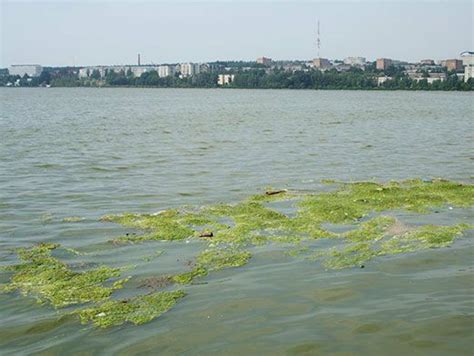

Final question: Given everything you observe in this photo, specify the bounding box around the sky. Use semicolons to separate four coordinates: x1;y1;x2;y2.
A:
1;0;473;67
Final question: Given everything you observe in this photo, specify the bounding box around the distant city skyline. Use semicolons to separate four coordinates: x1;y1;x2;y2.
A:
1;0;473;67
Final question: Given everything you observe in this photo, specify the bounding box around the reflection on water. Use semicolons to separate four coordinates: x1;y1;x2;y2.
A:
0;88;473;354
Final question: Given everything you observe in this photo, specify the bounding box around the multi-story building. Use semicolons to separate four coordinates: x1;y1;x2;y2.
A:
158;65;175;78
180;63;191;77
199;63;210;73
217;74;235;86
391;60;407;67
376;58;392;71
312;58;331;70
377;76;392;86
8;64;43;77
78;65;158;79
461;51;474;82
208;63;225;73
78;66;158;78
441;59;463;72
131;66;157;77
427;73;447;83
343;57;366;66
78;68;90;78
408;72;447;84
85;66;119;78
420;59;435;65
256;57;272;65
180;63;200;77
282;64;305;72
335;64;352;72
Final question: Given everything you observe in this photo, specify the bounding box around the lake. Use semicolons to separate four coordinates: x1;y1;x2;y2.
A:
0;88;473;355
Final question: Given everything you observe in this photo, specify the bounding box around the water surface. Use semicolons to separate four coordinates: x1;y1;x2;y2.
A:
0;88;473;355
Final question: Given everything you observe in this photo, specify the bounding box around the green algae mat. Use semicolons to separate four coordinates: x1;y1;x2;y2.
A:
1;179;473;328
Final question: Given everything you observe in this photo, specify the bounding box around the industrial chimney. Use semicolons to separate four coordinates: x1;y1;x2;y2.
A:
138;53;141;66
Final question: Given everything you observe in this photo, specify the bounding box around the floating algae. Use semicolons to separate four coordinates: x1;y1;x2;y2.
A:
172;248;251;284
296;179;473;224
0;243;126;308
314;223;472;269
204;201;299;244
104;210;226;243
103;211;195;242
343;216;397;242
62;216;85;223
379;224;471;255
103;179;472;245
322;242;376;270
1;179;473;328
75;290;185;328
197;248;251;271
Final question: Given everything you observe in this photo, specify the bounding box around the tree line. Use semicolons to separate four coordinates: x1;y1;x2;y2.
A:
1;66;472;90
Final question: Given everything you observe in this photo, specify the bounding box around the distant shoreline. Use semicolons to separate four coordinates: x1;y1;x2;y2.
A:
3;64;472;91
2;86;472;92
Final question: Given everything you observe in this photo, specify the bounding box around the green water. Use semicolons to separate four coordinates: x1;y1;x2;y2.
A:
0;88;473;355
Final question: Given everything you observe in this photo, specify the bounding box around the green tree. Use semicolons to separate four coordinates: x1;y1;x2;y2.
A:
38;70;51;84
91;69;101;80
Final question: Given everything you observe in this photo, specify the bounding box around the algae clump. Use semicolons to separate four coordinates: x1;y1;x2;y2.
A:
197;248;251;271
315;223;472;270
1;243;125;308
172;267;208;285
344;216;396;242
298;179;473;224
104;209;230;243
104;211;194;242
76;290;185;328
379;224;471;255
172;248;251;285
205;201;293;244
2;179;472;329
323;243;375;269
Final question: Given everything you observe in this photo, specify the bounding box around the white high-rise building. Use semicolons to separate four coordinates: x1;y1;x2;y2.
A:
343;57;366;66
78;68;90;78
180;63;201;77
461;51;474;82
8;64;43;77
158;65;175;78
131;67;148;77
217;74;235;85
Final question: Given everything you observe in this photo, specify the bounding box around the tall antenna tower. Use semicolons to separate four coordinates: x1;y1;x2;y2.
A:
317;19;321;58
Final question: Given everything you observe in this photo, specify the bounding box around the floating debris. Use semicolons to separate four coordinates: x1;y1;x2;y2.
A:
265;189;287;196
199;231;214;238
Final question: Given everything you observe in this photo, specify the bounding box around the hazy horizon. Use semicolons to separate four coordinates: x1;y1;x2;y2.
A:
1;0;473;68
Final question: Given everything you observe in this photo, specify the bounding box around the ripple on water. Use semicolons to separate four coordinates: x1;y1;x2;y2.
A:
0;89;473;354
